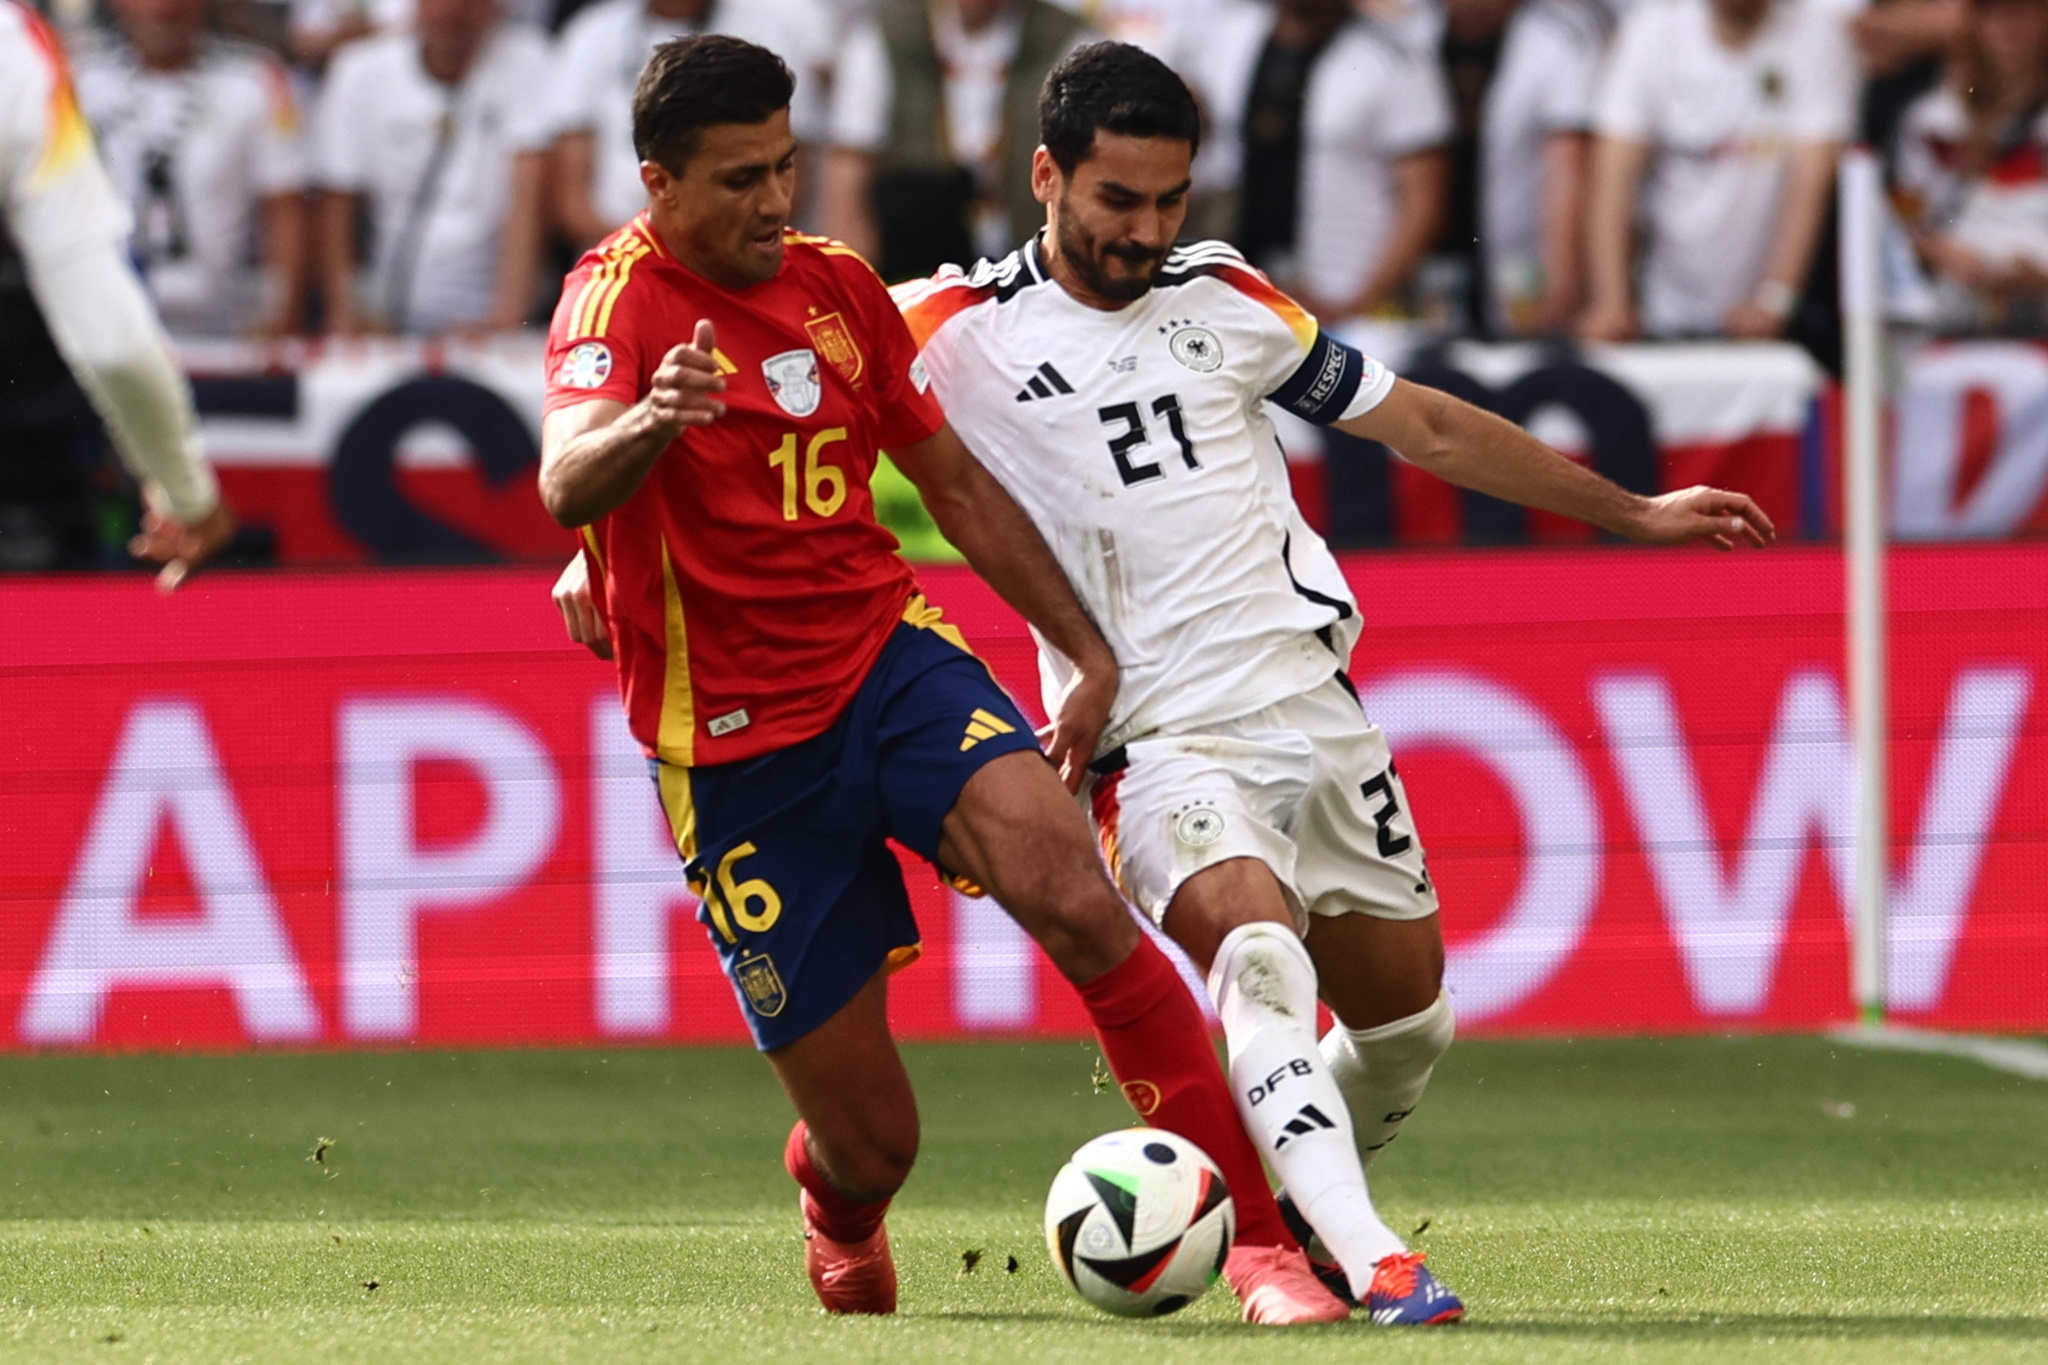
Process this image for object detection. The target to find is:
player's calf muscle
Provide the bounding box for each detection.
[765,974,919,1201]
[1307,913,1446,1029]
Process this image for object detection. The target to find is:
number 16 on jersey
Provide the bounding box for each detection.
[767,427,850,520]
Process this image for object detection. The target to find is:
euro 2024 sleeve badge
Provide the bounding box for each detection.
[558,341,613,389]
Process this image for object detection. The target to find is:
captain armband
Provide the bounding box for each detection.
[1268,331,1380,427]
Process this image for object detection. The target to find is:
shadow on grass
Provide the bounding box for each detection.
[921,1311,2048,1342]
[1466,1315,2048,1342]
[920,1309,1348,1335]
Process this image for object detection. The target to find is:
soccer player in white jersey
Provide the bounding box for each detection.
[891,42,1775,1324]
[0,0,233,587]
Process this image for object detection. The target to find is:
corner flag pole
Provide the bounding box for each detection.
[1838,146,1889,1029]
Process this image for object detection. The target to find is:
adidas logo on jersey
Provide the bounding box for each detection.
[959,708,1018,751]
[1013,362,1075,402]
[1272,1102,1339,1149]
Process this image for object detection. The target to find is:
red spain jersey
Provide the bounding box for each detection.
[543,219,947,766]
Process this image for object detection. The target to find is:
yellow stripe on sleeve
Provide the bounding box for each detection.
[591,241,650,337]
[569,260,615,340]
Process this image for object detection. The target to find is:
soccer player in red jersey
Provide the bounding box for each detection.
[538,36,1346,1323]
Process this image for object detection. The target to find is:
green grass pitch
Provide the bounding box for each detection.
[0,1035,2044,1363]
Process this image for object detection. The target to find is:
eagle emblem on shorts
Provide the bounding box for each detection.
[735,951,787,1017]
[762,348,823,417]
[1175,805,1226,847]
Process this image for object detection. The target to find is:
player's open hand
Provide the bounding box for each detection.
[1632,486,1777,551]
[129,498,237,593]
[1043,648,1117,793]
[646,318,727,432]
[552,551,612,660]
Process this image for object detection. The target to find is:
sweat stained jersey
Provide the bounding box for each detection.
[894,236,1394,754]
[544,220,947,767]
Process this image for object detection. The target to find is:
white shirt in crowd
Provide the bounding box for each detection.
[1593,0,1857,335]
[1,0,216,521]
[831,5,1091,261]
[1480,0,1609,332]
[313,24,552,333]
[1893,87,2048,272]
[1070,0,1219,63]
[290,0,548,48]
[72,34,305,336]
[1183,2,1451,308]
[546,0,834,233]
[894,238,1386,748]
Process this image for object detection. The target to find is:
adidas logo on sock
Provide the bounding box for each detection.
[1013,362,1074,402]
[1272,1102,1338,1149]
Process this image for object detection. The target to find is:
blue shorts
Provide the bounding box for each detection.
[652,609,1042,1050]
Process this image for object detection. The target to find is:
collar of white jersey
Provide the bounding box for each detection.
[1022,232,1050,286]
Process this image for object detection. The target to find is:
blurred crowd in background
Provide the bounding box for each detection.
[24,0,2048,361]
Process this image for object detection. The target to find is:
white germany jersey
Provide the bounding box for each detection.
[895,236,1394,754]
[1,1,130,271]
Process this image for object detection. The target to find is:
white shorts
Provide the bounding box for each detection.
[1086,676,1439,930]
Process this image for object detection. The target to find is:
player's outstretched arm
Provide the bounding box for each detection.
[539,319,727,527]
[1336,378,1778,550]
[892,423,1118,790]
[27,241,236,589]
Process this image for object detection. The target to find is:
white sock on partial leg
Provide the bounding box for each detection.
[1321,989,1455,1166]
[1208,921,1407,1295]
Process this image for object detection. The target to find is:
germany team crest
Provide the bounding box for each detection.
[735,952,787,1017]
[804,311,866,385]
[761,349,822,417]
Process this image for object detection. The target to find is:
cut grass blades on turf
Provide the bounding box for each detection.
[0,1036,2044,1362]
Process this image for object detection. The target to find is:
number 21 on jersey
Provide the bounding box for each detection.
[767,426,849,520]
[1099,394,1198,487]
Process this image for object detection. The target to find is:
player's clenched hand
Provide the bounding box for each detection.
[552,552,612,660]
[129,499,236,593]
[644,318,727,432]
[1631,486,1778,551]
[1043,646,1117,793]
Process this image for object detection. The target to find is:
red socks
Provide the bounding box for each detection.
[782,937,1293,1253]
[1075,934,1290,1249]
[784,1121,890,1244]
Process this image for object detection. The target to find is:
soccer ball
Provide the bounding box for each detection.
[1044,1127,1235,1318]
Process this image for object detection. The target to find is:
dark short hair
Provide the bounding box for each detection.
[632,35,795,171]
[1039,41,1203,175]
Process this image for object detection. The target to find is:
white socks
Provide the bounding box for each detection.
[1208,922,1407,1294]
[1321,989,1455,1166]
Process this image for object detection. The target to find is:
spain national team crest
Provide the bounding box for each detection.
[804,311,866,386]
[761,349,822,418]
[735,952,787,1017]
